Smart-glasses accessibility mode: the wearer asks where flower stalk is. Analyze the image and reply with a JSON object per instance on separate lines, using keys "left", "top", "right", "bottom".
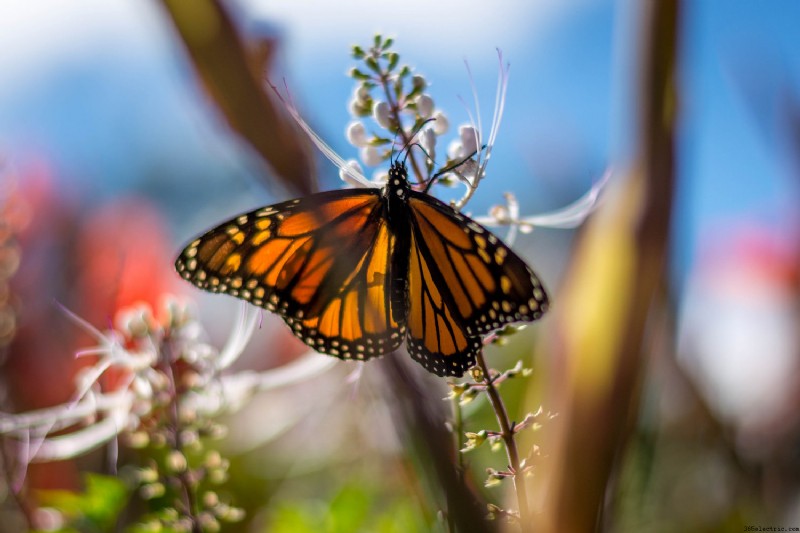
{"left": 475, "top": 352, "right": 530, "bottom": 527}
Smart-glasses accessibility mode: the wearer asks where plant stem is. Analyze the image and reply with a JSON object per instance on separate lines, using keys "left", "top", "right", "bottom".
{"left": 373, "top": 61, "right": 426, "bottom": 184}
{"left": 448, "top": 393, "right": 466, "bottom": 533}
{"left": 162, "top": 346, "right": 201, "bottom": 533}
{"left": 476, "top": 351, "right": 530, "bottom": 529}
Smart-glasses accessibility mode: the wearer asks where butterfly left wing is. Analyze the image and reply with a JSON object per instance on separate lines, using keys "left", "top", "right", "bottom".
{"left": 404, "top": 192, "right": 549, "bottom": 377}
{"left": 175, "top": 189, "right": 406, "bottom": 361}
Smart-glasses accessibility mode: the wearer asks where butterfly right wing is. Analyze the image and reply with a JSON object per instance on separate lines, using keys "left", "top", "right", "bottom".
{"left": 405, "top": 228, "right": 483, "bottom": 377}
{"left": 175, "top": 189, "right": 405, "bottom": 361}
{"left": 403, "top": 191, "right": 549, "bottom": 377}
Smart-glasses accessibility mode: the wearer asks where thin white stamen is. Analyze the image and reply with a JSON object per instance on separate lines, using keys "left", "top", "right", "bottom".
{"left": 267, "top": 80, "right": 373, "bottom": 188}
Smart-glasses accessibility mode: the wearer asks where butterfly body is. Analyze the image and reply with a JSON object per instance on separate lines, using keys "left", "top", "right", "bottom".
{"left": 175, "top": 162, "right": 548, "bottom": 377}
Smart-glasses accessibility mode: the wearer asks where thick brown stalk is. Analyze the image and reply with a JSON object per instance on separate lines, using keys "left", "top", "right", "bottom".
{"left": 534, "top": 2, "right": 680, "bottom": 532}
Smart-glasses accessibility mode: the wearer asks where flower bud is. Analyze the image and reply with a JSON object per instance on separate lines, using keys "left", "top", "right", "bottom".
{"left": 432, "top": 111, "right": 449, "bottom": 135}
{"left": 205, "top": 450, "right": 223, "bottom": 469}
{"left": 355, "top": 84, "right": 370, "bottom": 102}
{"left": 373, "top": 101, "right": 392, "bottom": 129}
{"left": 346, "top": 121, "right": 369, "bottom": 147}
{"left": 140, "top": 482, "right": 165, "bottom": 500}
{"left": 126, "top": 431, "right": 150, "bottom": 449}
{"left": 360, "top": 146, "right": 382, "bottom": 167}
{"left": 203, "top": 491, "right": 220, "bottom": 508}
{"left": 416, "top": 94, "right": 434, "bottom": 119}
{"left": 223, "top": 507, "right": 246, "bottom": 522}
{"left": 138, "top": 466, "right": 159, "bottom": 484}
{"left": 166, "top": 450, "right": 188, "bottom": 473}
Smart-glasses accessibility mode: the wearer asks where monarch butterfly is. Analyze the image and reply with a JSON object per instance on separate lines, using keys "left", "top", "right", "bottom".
{"left": 174, "top": 161, "right": 548, "bottom": 377}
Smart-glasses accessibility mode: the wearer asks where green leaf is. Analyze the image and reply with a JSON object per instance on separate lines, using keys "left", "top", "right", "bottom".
{"left": 369, "top": 136, "right": 393, "bottom": 146}
{"left": 365, "top": 57, "right": 380, "bottom": 73}
{"left": 349, "top": 68, "right": 370, "bottom": 81}
{"left": 386, "top": 52, "right": 399, "bottom": 72}
{"left": 36, "top": 473, "right": 129, "bottom": 532}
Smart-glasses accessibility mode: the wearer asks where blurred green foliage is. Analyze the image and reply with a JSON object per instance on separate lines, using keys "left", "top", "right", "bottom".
{"left": 35, "top": 474, "right": 129, "bottom": 533}
{"left": 262, "top": 483, "right": 435, "bottom": 533}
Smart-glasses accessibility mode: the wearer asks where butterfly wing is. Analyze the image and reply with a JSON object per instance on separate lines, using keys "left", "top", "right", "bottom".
{"left": 175, "top": 189, "right": 406, "bottom": 360}
{"left": 404, "top": 191, "right": 549, "bottom": 377}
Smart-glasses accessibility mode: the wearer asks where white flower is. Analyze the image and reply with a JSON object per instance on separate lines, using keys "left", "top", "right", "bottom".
{"left": 0, "top": 297, "right": 338, "bottom": 471}
{"left": 459, "top": 125, "right": 479, "bottom": 156}
{"left": 472, "top": 169, "right": 612, "bottom": 243}
{"left": 373, "top": 101, "right": 392, "bottom": 129}
{"left": 416, "top": 94, "right": 434, "bottom": 119}
{"left": 447, "top": 125, "right": 479, "bottom": 161}
{"left": 448, "top": 139, "right": 463, "bottom": 160}
{"left": 432, "top": 110, "right": 449, "bottom": 135}
{"left": 345, "top": 121, "right": 369, "bottom": 147}
{"left": 360, "top": 145, "right": 383, "bottom": 167}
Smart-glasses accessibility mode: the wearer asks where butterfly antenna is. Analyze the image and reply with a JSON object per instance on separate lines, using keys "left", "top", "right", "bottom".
{"left": 390, "top": 127, "right": 402, "bottom": 164}
{"left": 423, "top": 144, "right": 487, "bottom": 193}
{"left": 401, "top": 142, "right": 436, "bottom": 185}
{"left": 398, "top": 118, "right": 437, "bottom": 159}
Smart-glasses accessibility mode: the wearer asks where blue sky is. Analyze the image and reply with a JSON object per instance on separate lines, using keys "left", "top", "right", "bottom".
{"left": 0, "top": 0, "right": 797, "bottom": 290}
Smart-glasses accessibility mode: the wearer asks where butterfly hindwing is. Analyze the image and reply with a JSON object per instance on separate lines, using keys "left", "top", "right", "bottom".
{"left": 175, "top": 189, "right": 406, "bottom": 361}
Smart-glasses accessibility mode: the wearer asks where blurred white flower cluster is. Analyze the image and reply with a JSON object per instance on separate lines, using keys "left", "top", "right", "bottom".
{"left": 0, "top": 296, "right": 334, "bottom": 478}
{"left": 268, "top": 35, "right": 609, "bottom": 240}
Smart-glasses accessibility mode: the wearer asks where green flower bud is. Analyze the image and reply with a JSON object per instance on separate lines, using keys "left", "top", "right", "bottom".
{"left": 140, "top": 482, "right": 165, "bottom": 500}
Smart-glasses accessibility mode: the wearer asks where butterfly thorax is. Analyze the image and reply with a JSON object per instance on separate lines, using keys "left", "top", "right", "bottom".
{"left": 384, "top": 161, "right": 412, "bottom": 206}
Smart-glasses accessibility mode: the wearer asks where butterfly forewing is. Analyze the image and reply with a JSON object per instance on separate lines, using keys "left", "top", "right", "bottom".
{"left": 175, "top": 189, "right": 406, "bottom": 361}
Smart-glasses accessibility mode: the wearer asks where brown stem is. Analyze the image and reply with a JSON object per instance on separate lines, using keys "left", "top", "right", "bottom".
{"left": 374, "top": 66, "right": 426, "bottom": 184}
{"left": 162, "top": 347, "right": 201, "bottom": 533}
{"left": 448, "top": 392, "right": 467, "bottom": 533}
{"left": 476, "top": 351, "right": 530, "bottom": 529}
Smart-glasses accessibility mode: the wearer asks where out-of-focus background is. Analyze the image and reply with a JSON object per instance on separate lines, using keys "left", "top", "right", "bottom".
{"left": 1, "top": 0, "right": 799, "bottom": 531}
